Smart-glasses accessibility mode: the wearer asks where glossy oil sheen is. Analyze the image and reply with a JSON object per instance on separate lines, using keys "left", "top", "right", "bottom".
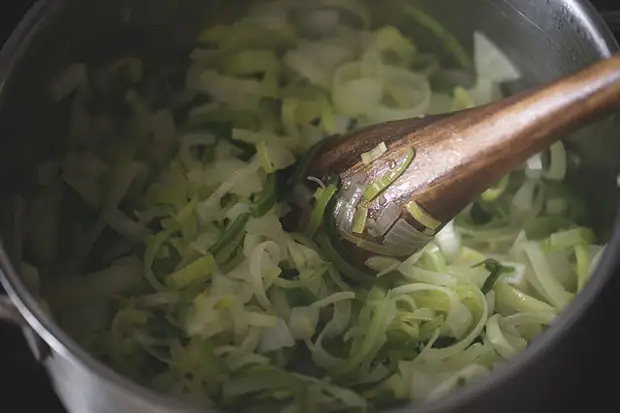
{"left": 0, "top": 1, "right": 618, "bottom": 413}
{"left": 309, "top": 55, "right": 620, "bottom": 261}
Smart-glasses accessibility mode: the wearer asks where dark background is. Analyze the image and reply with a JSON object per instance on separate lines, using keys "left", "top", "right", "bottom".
{"left": 1, "top": 1, "right": 620, "bottom": 412}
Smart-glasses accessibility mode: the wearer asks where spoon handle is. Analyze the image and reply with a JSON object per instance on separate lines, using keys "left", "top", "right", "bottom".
{"left": 307, "top": 54, "right": 620, "bottom": 259}
{"left": 385, "top": 53, "right": 620, "bottom": 232}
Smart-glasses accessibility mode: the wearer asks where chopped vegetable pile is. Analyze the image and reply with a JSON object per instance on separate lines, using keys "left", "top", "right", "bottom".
{"left": 15, "top": 1, "right": 605, "bottom": 412}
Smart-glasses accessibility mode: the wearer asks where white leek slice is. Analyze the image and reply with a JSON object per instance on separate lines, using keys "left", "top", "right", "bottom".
{"left": 361, "top": 142, "right": 387, "bottom": 164}
{"left": 473, "top": 31, "right": 521, "bottom": 83}
{"left": 544, "top": 142, "right": 567, "bottom": 181}
{"left": 256, "top": 140, "right": 296, "bottom": 173}
{"left": 522, "top": 242, "right": 574, "bottom": 309}
{"left": 199, "top": 70, "right": 264, "bottom": 110}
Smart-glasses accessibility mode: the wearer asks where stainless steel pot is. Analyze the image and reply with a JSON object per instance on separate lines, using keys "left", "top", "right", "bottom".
{"left": 1, "top": 1, "right": 619, "bottom": 412}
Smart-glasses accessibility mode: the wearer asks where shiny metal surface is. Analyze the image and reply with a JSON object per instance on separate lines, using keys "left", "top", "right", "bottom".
{"left": 0, "top": 1, "right": 618, "bottom": 413}
{"left": 0, "top": 295, "right": 21, "bottom": 324}
{"left": 0, "top": 294, "right": 50, "bottom": 362}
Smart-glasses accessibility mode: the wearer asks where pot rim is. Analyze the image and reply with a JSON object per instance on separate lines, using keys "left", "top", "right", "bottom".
{"left": 0, "top": 1, "right": 618, "bottom": 412}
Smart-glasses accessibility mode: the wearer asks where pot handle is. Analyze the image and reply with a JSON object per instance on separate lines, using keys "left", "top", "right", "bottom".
{"left": 0, "top": 294, "right": 51, "bottom": 362}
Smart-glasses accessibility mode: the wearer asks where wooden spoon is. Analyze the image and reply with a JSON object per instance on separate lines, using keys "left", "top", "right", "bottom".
{"left": 304, "top": 53, "right": 620, "bottom": 262}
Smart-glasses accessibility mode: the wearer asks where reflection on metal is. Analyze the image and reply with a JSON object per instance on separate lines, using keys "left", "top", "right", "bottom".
{"left": 384, "top": 218, "right": 434, "bottom": 252}
{"left": 0, "top": 295, "right": 21, "bottom": 324}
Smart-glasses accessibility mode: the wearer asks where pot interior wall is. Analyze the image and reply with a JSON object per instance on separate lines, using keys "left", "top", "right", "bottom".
{"left": 0, "top": 1, "right": 619, "bottom": 413}
{"left": 0, "top": 0, "right": 617, "bottom": 282}
{"left": 0, "top": 0, "right": 618, "bottom": 348}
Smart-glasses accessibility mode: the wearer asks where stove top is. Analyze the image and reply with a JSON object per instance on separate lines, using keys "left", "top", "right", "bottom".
{"left": 2, "top": 1, "right": 620, "bottom": 413}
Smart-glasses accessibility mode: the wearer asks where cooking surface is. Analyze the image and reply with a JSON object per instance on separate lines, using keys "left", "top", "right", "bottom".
{"left": 1, "top": 1, "right": 620, "bottom": 412}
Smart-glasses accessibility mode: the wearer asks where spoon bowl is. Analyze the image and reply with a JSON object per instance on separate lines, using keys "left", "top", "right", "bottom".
{"left": 302, "top": 53, "right": 620, "bottom": 267}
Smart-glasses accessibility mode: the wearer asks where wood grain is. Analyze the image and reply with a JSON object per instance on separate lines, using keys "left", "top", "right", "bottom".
{"left": 307, "top": 54, "right": 620, "bottom": 255}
